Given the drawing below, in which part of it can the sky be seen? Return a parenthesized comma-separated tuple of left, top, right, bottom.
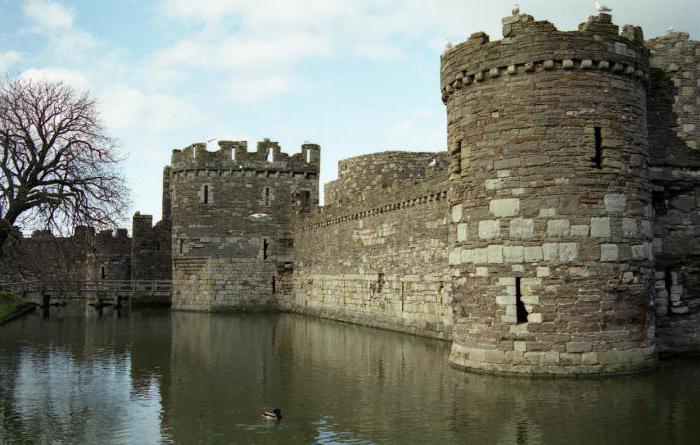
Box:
(1, 0, 699, 228)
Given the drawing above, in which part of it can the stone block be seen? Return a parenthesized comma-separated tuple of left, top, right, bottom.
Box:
(566, 342, 592, 353)
(489, 198, 520, 217)
(449, 248, 462, 265)
(527, 313, 543, 323)
(502, 315, 518, 323)
(485, 350, 506, 364)
(487, 245, 503, 263)
(540, 351, 560, 365)
(479, 220, 501, 239)
(509, 218, 534, 238)
(631, 243, 652, 260)
(622, 218, 638, 237)
(521, 295, 539, 305)
(559, 243, 579, 262)
(513, 341, 527, 352)
(600, 244, 619, 262)
(475, 267, 489, 277)
(570, 225, 589, 237)
(590, 217, 611, 237)
(457, 223, 469, 242)
(536, 266, 550, 277)
(547, 220, 570, 237)
(524, 246, 543, 262)
(473, 248, 488, 263)
(497, 295, 516, 305)
(503, 245, 524, 263)
(604, 194, 627, 214)
(597, 351, 619, 365)
(461, 249, 474, 264)
(498, 277, 516, 286)
(543, 243, 559, 261)
(485, 178, 504, 190)
(581, 352, 599, 365)
(539, 208, 556, 217)
(451, 204, 463, 223)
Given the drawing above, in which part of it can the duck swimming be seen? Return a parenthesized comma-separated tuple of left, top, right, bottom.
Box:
(261, 408, 282, 420)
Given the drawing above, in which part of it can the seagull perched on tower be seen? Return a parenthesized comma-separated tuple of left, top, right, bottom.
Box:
(428, 158, 437, 167)
(595, 1, 612, 13)
(443, 38, 453, 55)
(512, 4, 520, 15)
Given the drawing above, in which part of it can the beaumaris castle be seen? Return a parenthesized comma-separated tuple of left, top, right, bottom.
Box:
(6, 12, 700, 377)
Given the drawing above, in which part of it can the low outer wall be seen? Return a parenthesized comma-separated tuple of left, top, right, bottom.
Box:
(288, 178, 452, 340)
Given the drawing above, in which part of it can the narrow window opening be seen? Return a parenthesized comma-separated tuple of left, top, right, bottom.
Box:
(267, 149, 274, 162)
(305, 149, 311, 163)
(301, 190, 311, 211)
(264, 187, 271, 205)
(203, 185, 209, 204)
(156, 240, 160, 251)
(101, 266, 106, 279)
(652, 190, 668, 216)
(231, 149, 236, 161)
(515, 277, 529, 324)
(263, 239, 269, 260)
(664, 268, 673, 310)
(179, 239, 183, 254)
(450, 140, 462, 177)
(593, 127, 603, 169)
(272, 276, 276, 294)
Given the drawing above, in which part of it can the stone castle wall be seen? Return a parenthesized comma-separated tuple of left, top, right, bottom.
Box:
(0, 226, 132, 283)
(6, 11, 700, 378)
(324, 151, 449, 206)
(169, 139, 319, 310)
(442, 13, 657, 375)
(647, 33, 700, 354)
(287, 152, 452, 339)
(132, 213, 171, 281)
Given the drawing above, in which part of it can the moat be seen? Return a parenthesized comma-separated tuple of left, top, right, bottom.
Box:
(0, 307, 698, 444)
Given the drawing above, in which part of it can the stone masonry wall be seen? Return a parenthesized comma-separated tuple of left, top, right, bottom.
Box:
(132, 213, 172, 281)
(647, 32, 700, 353)
(289, 152, 452, 340)
(442, 13, 657, 375)
(170, 139, 319, 310)
(324, 151, 448, 206)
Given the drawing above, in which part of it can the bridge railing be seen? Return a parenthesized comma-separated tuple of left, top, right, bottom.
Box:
(0, 280, 172, 296)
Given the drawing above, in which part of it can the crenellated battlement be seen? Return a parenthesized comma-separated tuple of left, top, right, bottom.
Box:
(441, 13, 649, 104)
(170, 138, 320, 174)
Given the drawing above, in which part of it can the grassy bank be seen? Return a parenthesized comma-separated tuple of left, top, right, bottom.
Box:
(0, 291, 32, 323)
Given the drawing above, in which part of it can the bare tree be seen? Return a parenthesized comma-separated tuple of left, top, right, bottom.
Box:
(0, 78, 129, 256)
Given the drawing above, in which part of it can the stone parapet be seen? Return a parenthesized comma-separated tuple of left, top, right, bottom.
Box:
(441, 13, 649, 104)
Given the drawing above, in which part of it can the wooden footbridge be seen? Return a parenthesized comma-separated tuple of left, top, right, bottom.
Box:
(0, 280, 172, 307)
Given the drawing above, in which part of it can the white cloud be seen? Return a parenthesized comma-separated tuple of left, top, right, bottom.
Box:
(22, 0, 97, 59)
(150, 30, 332, 72)
(98, 85, 219, 153)
(225, 75, 292, 103)
(388, 110, 446, 150)
(0, 50, 22, 73)
(23, 0, 74, 29)
(19, 67, 90, 90)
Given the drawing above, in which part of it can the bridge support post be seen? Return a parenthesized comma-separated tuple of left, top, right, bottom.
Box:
(42, 294, 50, 308)
(114, 294, 122, 308)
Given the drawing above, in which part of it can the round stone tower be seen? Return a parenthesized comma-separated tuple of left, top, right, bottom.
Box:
(442, 13, 657, 375)
(169, 139, 320, 310)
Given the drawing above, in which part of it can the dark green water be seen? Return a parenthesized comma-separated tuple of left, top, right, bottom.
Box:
(1, 305, 699, 444)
